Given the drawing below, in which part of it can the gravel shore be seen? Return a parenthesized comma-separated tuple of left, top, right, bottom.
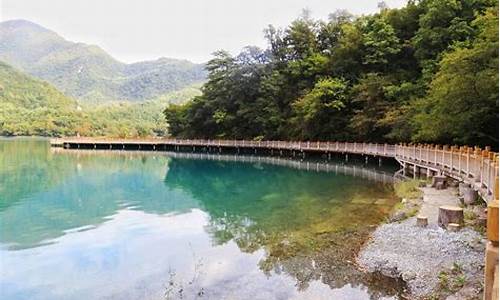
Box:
(357, 187, 486, 299)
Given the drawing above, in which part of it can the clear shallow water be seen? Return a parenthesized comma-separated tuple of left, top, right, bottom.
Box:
(0, 138, 405, 300)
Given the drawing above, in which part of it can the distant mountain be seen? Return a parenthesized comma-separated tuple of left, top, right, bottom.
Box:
(0, 60, 201, 137)
(0, 61, 76, 109)
(0, 19, 206, 103)
(0, 60, 79, 136)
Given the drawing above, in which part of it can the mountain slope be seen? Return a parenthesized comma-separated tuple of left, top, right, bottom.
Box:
(0, 19, 206, 103)
(0, 61, 80, 136)
(0, 61, 201, 137)
(0, 61, 77, 110)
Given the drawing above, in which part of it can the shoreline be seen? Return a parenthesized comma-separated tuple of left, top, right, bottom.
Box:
(357, 184, 486, 299)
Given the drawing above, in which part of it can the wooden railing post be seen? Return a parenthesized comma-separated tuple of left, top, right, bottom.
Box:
(481, 149, 489, 187)
(458, 146, 463, 175)
(434, 145, 439, 166)
(442, 145, 448, 168)
(451, 146, 455, 172)
(466, 147, 471, 177)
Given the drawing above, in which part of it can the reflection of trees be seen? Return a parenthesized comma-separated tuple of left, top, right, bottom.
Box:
(164, 158, 406, 299)
(0, 138, 69, 211)
(0, 140, 196, 249)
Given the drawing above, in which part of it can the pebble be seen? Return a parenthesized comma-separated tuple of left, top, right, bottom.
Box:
(357, 217, 485, 298)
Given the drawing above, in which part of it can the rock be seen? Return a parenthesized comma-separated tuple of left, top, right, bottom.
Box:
(438, 206, 464, 228)
(416, 215, 428, 227)
(390, 211, 407, 222)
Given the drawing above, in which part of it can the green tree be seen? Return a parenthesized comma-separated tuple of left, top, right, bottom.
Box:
(292, 77, 349, 140)
(412, 7, 499, 146)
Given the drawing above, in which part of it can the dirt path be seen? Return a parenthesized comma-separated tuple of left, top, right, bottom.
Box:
(418, 187, 460, 225)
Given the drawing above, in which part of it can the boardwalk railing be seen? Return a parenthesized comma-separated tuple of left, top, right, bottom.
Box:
(51, 148, 395, 184)
(396, 144, 499, 202)
(51, 138, 499, 201)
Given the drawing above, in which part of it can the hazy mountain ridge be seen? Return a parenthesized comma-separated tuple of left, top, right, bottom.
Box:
(0, 60, 201, 137)
(0, 19, 206, 103)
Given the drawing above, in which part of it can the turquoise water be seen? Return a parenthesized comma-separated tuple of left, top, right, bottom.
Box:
(0, 138, 405, 300)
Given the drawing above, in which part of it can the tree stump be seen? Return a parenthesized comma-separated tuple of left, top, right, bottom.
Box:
(463, 187, 478, 205)
(432, 175, 447, 189)
(458, 182, 470, 196)
(438, 206, 464, 228)
(447, 223, 461, 232)
(416, 215, 428, 227)
(436, 182, 445, 190)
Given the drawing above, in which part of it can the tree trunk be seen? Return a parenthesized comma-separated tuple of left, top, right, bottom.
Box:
(438, 206, 464, 228)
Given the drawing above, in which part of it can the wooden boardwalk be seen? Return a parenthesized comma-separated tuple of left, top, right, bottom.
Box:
(52, 148, 395, 184)
(51, 138, 499, 202)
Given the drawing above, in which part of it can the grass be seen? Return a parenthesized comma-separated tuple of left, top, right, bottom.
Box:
(432, 262, 472, 299)
(394, 179, 423, 199)
(463, 206, 487, 235)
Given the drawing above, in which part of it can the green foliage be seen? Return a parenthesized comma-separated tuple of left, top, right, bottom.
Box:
(164, 0, 498, 148)
(412, 7, 499, 145)
(0, 61, 201, 137)
(292, 77, 349, 140)
(362, 16, 402, 67)
(0, 20, 206, 103)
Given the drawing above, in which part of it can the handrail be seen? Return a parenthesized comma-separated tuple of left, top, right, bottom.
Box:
(50, 138, 499, 202)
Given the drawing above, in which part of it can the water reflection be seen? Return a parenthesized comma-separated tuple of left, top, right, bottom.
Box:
(0, 138, 405, 299)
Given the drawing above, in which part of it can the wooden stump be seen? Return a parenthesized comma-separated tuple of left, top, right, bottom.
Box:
(432, 175, 447, 189)
(416, 215, 428, 227)
(462, 187, 478, 205)
(436, 182, 445, 190)
(438, 206, 464, 228)
(447, 223, 461, 232)
(458, 182, 470, 196)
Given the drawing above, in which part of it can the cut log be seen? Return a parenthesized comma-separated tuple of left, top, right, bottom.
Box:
(458, 182, 471, 196)
(432, 175, 447, 189)
(447, 223, 461, 232)
(438, 206, 464, 228)
(416, 215, 428, 227)
(436, 182, 445, 190)
(462, 187, 478, 205)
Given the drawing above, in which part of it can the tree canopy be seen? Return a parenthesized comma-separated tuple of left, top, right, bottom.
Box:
(165, 0, 499, 147)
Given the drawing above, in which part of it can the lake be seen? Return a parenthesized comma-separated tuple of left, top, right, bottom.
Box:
(0, 138, 406, 300)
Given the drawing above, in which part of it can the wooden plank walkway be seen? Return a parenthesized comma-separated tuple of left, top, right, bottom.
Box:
(50, 138, 499, 202)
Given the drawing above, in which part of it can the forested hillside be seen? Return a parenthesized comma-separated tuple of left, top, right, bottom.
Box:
(0, 61, 201, 137)
(165, 0, 499, 147)
(0, 20, 206, 103)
